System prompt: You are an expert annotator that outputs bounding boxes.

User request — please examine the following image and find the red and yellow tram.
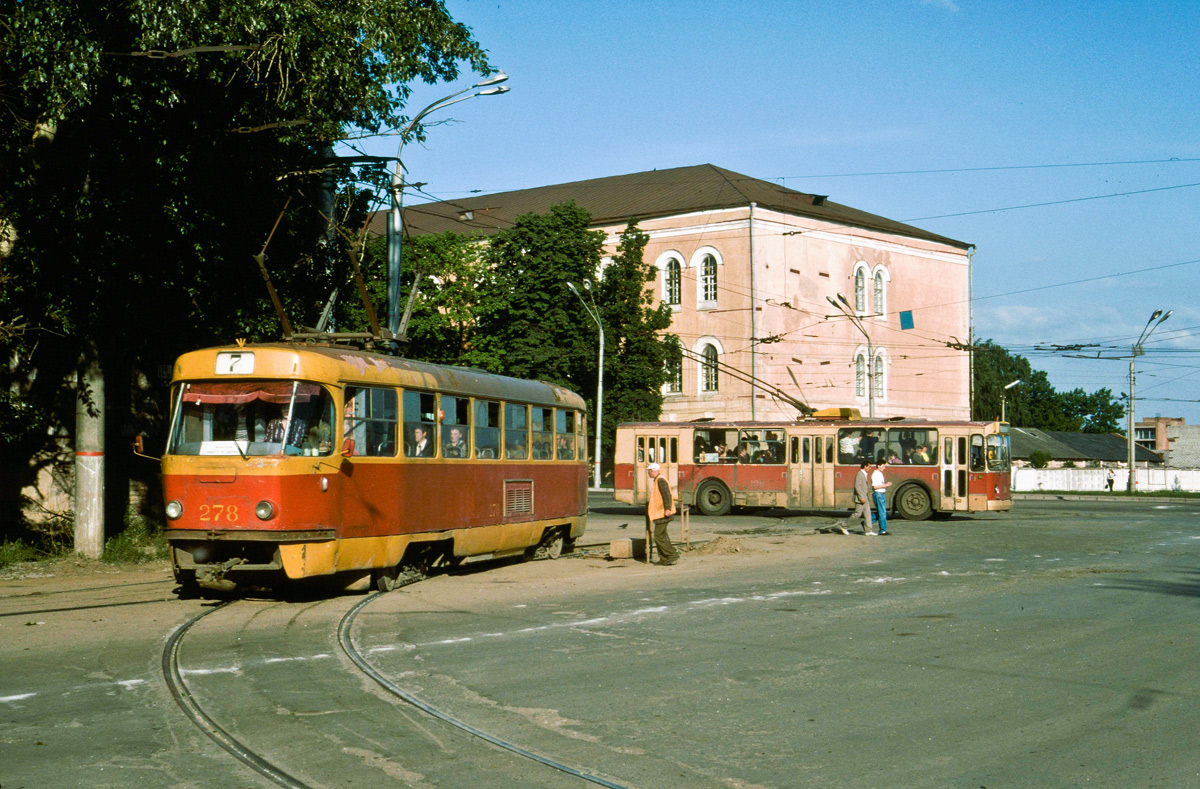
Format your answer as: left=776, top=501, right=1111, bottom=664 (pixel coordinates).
left=161, top=344, right=588, bottom=593
left=613, top=414, right=1012, bottom=520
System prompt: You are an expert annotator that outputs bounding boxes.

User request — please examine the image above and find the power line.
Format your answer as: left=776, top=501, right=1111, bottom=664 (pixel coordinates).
left=784, top=157, right=1200, bottom=180
left=902, top=181, right=1200, bottom=222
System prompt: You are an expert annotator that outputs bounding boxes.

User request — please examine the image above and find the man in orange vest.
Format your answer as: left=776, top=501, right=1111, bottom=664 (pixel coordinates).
left=645, top=463, right=679, bottom=566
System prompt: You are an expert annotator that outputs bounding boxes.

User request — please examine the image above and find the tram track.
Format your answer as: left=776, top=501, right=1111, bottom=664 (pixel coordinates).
left=164, top=578, right=631, bottom=789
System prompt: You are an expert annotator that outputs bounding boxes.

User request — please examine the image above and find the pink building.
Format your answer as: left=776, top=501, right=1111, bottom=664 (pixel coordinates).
left=400, top=164, right=973, bottom=422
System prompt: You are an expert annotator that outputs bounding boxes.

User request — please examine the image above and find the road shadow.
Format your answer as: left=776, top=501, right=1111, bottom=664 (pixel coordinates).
left=1103, top=567, right=1200, bottom=599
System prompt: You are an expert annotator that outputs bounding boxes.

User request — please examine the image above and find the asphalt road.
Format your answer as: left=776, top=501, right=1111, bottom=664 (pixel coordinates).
left=3, top=498, right=1199, bottom=788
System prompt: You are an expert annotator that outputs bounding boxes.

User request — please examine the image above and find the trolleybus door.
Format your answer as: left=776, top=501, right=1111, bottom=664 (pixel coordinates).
left=941, top=434, right=969, bottom=512
left=809, top=434, right=835, bottom=509
left=788, top=435, right=813, bottom=509
left=633, top=433, right=678, bottom=504
left=967, top=433, right=989, bottom=510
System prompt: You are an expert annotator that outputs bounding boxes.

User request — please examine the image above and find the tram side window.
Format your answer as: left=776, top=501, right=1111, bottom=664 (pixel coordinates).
left=505, top=403, right=528, bottom=459
left=441, top=395, right=470, bottom=459
left=475, top=400, right=501, bottom=459
left=885, top=429, right=938, bottom=466
left=530, top=407, right=553, bottom=459
left=556, top=410, right=576, bottom=459
left=577, top=415, right=587, bottom=460
left=403, top=390, right=437, bottom=457
left=286, top=385, right=335, bottom=457
left=343, top=386, right=397, bottom=457
left=970, top=434, right=985, bottom=472
left=637, top=436, right=645, bottom=464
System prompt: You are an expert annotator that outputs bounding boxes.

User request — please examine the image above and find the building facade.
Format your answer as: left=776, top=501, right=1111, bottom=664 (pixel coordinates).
left=398, top=164, right=973, bottom=423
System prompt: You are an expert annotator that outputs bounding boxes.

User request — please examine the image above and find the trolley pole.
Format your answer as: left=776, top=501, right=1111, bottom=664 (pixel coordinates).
left=569, top=281, right=604, bottom=489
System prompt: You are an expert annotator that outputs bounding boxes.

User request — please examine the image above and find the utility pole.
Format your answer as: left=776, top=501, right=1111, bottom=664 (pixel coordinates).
left=1127, top=309, right=1171, bottom=492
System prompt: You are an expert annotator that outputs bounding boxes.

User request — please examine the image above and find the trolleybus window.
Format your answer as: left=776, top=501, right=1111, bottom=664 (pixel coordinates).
left=884, top=428, right=938, bottom=466
left=475, top=400, right=501, bottom=459
left=531, top=407, right=553, bottom=459
left=825, top=436, right=835, bottom=464
left=738, top=429, right=783, bottom=464
left=694, top=428, right=737, bottom=462
left=403, top=390, right=437, bottom=457
left=556, top=410, right=576, bottom=459
left=970, top=434, right=985, bottom=472
left=987, top=433, right=1011, bottom=471
left=441, top=395, right=470, bottom=459
left=168, top=381, right=333, bottom=457
left=802, top=436, right=811, bottom=463
left=343, top=386, right=397, bottom=457
left=505, top=403, right=528, bottom=459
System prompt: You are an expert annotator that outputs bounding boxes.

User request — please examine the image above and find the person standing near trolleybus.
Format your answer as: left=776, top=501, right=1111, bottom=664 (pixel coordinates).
left=852, top=460, right=874, bottom=535
left=645, top=463, right=679, bottom=566
left=871, top=459, right=893, bottom=535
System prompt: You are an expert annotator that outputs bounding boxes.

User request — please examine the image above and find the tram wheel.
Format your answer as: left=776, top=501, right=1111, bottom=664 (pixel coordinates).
left=374, top=565, right=400, bottom=592
left=894, top=484, right=932, bottom=521
left=174, top=569, right=201, bottom=599
left=695, top=480, right=732, bottom=517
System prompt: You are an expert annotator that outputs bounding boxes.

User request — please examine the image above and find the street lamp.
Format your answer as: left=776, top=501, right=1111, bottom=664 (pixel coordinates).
left=1127, top=309, right=1172, bottom=492
left=1001, top=379, right=1021, bottom=422
left=827, top=293, right=875, bottom=417
left=387, top=72, right=510, bottom=340
left=568, top=281, right=604, bottom=489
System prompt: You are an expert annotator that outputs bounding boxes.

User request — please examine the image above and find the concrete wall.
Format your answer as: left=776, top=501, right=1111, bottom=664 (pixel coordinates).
left=1013, top=467, right=1200, bottom=493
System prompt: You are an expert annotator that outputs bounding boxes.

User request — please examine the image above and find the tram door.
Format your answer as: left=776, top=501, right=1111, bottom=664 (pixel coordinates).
left=941, top=433, right=969, bottom=512
left=788, top=435, right=813, bottom=509
left=633, top=433, right=678, bottom=504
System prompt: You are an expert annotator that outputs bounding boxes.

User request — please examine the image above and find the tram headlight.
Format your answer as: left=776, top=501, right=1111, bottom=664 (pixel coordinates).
left=254, top=500, right=276, bottom=521
left=165, top=500, right=183, bottom=520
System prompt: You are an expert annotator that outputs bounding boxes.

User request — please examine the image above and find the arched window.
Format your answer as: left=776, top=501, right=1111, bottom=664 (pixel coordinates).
left=665, top=259, right=681, bottom=306
left=664, top=356, right=683, bottom=394
left=701, top=344, right=719, bottom=392
left=855, top=352, right=867, bottom=397
left=854, top=267, right=867, bottom=313
left=873, top=349, right=887, bottom=400
left=701, top=254, right=718, bottom=304
left=873, top=270, right=885, bottom=316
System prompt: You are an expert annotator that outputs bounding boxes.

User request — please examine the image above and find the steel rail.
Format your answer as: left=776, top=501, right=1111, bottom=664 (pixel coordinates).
left=163, top=601, right=314, bottom=789
left=338, top=591, right=630, bottom=789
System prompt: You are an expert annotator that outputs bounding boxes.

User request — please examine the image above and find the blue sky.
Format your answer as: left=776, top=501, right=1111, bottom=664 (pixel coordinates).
left=350, top=0, right=1200, bottom=425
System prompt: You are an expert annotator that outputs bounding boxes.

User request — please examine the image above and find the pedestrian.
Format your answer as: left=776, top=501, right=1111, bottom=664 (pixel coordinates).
left=871, top=459, right=893, bottom=535
left=1106, top=468, right=1115, bottom=492
left=645, top=463, right=679, bottom=566
left=852, top=460, right=874, bottom=535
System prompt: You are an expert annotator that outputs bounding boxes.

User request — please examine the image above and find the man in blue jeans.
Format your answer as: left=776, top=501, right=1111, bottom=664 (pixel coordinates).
left=871, top=459, right=893, bottom=535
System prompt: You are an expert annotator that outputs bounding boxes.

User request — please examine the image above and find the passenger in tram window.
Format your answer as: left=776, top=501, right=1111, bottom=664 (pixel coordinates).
left=410, top=426, right=433, bottom=457
left=557, top=435, right=573, bottom=459
left=506, top=435, right=527, bottom=459
left=445, top=427, right=467, bottom=458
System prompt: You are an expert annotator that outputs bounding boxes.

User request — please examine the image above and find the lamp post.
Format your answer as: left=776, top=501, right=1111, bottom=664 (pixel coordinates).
left=827, top=294, right=874, bottom=417
left=1001, top=379, right=1021, bottom=422
left=387, top=72, right=509, bottom=340
left=1127, top=309, right=1172, bottom=492
left=569, top=281, right=604, bottom=489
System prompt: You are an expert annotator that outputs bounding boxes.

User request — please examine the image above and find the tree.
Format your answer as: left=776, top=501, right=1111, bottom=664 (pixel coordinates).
left=972, top=340, right=1124, bottom=432
left=594, top=221, right=679, bottom=462
left=0, top=0, right=490, bottom=548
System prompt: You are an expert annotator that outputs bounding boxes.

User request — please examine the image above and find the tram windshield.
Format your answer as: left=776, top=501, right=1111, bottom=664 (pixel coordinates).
left=167, top=381, right=335, bottom=457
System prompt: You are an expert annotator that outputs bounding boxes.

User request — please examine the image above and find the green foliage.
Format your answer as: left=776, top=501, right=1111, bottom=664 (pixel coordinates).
left=1028, top=450, right=1052, bottom=469
left=101, top=510, right=168, bottom=564
left=973, top=340, right=1124, bottom=432
left=0, top=540, right=43, bottom=569
left=0, top=0, right=489, bottom=539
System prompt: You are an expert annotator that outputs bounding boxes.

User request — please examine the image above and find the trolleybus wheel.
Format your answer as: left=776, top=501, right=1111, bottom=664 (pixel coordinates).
left=695, top=480, right=732, bottom=517
left=894, top=484, right=932, bottom=521
left=527, top=528, right=565, bottom=560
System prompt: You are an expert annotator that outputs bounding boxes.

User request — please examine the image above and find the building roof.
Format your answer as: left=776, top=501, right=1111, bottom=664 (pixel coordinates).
left=1011, top=427, right=1162, bottom=464
left=375, top=164, right=971, bottom=249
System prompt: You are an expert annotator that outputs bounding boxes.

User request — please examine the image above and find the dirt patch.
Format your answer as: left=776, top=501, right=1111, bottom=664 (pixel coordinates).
left=690, top=536, right=743, bottom=556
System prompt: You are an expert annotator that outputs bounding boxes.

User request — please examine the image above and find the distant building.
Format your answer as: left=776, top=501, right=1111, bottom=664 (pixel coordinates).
left=1134, top=416, right=1183, bottom=453
left=1163, top=421, right=1200, bottom=467
left=1011, top=427, right=1162, bottom=468
left=390, top=164, right=973, bottom=423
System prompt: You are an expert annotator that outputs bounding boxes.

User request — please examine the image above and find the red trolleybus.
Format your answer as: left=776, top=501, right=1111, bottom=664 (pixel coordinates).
left=613, top=412, right=1012, bottom=520
left=161, top=344, right=588, bottom=593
